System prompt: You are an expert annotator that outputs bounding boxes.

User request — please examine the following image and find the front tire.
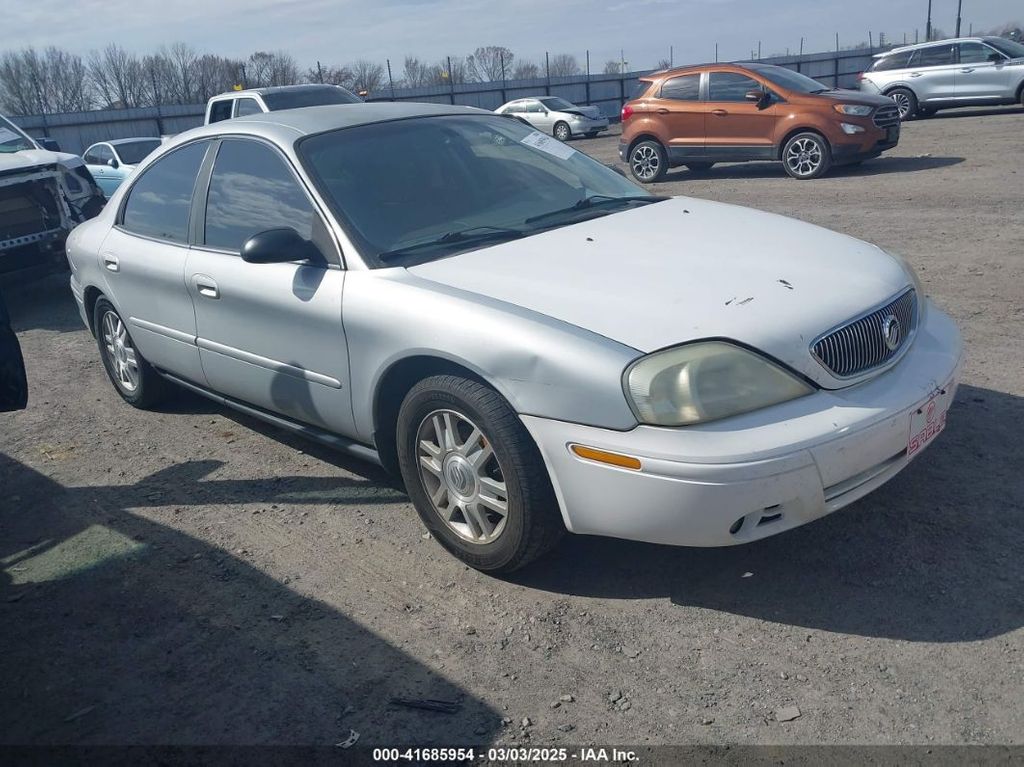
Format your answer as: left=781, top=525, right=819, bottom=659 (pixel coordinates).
left=888, top=87, right=918, bottom=121
left=782, top=132, right=832, bottom=180
left=396, top=376, right=564, bottom=573
left=93, top=298, right=168, bottom=408
left=553, top=121, right=571, bottom=141
left=628, top=140, right=668, bottom=183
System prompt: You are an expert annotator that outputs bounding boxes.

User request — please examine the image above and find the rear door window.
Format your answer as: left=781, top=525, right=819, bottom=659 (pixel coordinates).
left=871, top=51, right=913, bottom=71
left=917, top=45, right=955, bottom=67
left=660, top=74, right=701, bottom=101
left=203, top=139, right=315, bottom=252
left=208, top=99, right=233, bottom=123
left=120, top=142, right=208, bottom=243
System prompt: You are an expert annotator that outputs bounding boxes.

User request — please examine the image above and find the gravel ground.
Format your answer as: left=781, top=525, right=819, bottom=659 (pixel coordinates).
left=1, top=106, right=1022, bottom=748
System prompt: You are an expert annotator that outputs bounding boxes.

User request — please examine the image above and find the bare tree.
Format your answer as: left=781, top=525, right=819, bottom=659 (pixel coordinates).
left=655, top=58, right=672, bottom=69
left=166, top=43, right=198, bottom=103
left=307, top=63, right=355, bottom=89
left=548, top=53, right=580, bottom=77
left=0, top=50, right=44, bottom=114
left=351, top=60, right=384, bottom=93
left=193, top=54, right=244, bottom=101
left=467, top=46, right=513, bottom=82
left=439, top=56, right=470, bottom=85
left=89, top=44, right=147, bottom=108
left=245, top=51, right=299, bottom=88
left=510, top=61, right=540, bottom=80
left=602, top=60, right=624, bottom=75
left=401, top=56, right=432, bottom=88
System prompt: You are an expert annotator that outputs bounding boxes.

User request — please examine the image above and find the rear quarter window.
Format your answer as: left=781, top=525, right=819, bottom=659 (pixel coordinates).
left=631, top=80, right=654, bottom=99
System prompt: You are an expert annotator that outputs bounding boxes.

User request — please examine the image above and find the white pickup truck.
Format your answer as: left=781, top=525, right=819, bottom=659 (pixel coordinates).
left=204, top=84, right=362, bottom=124
left=1, top=115, right=104, bottom=279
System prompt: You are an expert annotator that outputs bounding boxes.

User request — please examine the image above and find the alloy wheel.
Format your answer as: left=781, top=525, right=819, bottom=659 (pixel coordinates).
left=891, top=91, right=912, bottom=120
left=631, top=145, right=661, bottom=181
left=101, top=310, right=139, bottom=393
left=785, top=138, right=823, bottom=177
left=416, top=409, right=509, bottom=544
left=554, top=123, right=570, bottom=141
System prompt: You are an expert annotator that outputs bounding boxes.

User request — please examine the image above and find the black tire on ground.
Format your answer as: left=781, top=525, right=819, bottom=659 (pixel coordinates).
left=585, top=131, right=600, bottom=138
left=888, top=87, right=918, bottom=121
left=781, top=131, right=832, bottom=180
left=685, top=162, right=715, bottom=173
left=918, top=107, right=937, bottom=118
left=553, top=122, right=571, bottom=141
left=396, top=374, right=565, bottom=573
left=93, top=298, right=169, bottom=408
left=628, top=139, right=668, bottom=183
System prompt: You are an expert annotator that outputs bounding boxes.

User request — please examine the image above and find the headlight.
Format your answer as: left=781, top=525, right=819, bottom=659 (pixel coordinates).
left=886, top=250, right=928, bottom=322
left=833, top=104, right=873, bottom=116
left=624, top=342, right=813, bottom=426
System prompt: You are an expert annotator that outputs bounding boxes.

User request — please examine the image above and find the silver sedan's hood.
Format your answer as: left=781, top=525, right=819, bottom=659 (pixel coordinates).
left=408, top=197, right=911, bottom=388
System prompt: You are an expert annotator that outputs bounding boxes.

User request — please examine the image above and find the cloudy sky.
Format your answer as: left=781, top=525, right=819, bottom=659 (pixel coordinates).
left=3, top=0, right=1020, bottom=71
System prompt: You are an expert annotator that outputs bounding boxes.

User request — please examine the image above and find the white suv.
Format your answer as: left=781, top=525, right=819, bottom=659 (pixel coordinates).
left=859, top=36, right=1024, bottom=119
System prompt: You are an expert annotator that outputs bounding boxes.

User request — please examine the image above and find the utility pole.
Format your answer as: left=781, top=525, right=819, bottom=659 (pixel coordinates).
left=316, top=61, right=324, bottom=83
left=926, top=0, right=933, bottom=42
left=670, top=45, right=673, bottom=67
left=386, top=59, right=395, bottom=100
left=715, top=42, right=719, bottom=62
left=955, top=0, right=963, bottom=37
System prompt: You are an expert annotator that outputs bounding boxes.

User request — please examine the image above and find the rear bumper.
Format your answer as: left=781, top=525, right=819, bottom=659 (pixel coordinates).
left=522, top=304, right=962, bottom=547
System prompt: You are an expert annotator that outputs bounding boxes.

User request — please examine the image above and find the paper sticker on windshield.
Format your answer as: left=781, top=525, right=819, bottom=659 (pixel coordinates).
left=521, top=130, right=576, bottom=160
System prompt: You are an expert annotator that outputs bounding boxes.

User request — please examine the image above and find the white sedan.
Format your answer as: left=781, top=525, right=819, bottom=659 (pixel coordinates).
left=65, top=104, right=961, bottom=572
left=495, top=96, right=609, bottom=140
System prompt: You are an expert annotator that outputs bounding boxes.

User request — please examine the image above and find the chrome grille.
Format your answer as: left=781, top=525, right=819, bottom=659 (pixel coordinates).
left=811, top=289, right=917, bottom=378
left=873, top=104, right=901, bottom=128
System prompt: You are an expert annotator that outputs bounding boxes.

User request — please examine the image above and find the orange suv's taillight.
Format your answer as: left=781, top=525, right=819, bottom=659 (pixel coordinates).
left=621, top=104, right=634, bottom=122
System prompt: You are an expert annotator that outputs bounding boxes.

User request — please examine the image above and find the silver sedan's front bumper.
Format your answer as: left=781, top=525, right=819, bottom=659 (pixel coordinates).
left=522, top=304, right=963, bottom=547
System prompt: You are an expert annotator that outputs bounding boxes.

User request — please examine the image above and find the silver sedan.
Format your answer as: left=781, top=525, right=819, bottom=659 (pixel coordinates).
left=495, top=96, right=609, bottom=140
left=66, top=103, right=961, bottom=572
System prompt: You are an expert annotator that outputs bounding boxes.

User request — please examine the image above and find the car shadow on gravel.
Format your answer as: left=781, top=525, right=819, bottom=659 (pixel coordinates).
left=659, top=155, right=964, bottom=182
left=1, top=274, right=82, bottom=334
left=513, top=384, right=1023, bottom=644
left=0, top=452, right=497, bottom=746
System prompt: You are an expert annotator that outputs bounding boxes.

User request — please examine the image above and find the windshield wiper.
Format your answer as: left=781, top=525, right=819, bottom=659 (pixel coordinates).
left=525, top=195, right=667, bottom=226
left=378, top=226, right=526, bottom=263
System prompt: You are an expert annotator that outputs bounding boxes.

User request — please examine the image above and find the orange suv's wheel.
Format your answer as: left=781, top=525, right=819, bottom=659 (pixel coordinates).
left=782, top=132, right=832, bottom=180
left=628, top=140, right=667, bottom=183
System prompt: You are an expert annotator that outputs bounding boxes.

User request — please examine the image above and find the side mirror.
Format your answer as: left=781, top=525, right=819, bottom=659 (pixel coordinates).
left=107, top=158, right=119, bottom=169
left=988, top=52, right=1004, bottom=63
left=744, top=89, right=763, bottom=102
left=242, top=228, right=322, bottom=264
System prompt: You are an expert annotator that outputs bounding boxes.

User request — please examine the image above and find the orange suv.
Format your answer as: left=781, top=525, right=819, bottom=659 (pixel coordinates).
left=620, top=63, right=901, bottom=181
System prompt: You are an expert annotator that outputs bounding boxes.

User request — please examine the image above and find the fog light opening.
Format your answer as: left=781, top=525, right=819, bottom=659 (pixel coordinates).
left=729, top=517, right=745, bottom=535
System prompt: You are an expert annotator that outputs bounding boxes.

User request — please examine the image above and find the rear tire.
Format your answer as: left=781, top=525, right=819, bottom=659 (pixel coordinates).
left=888, top=87, right=918, bottom=121
left=782, top=132, right=832, bottom=180
left=93, top=298, right=169, bottom=408
left=628, top=140, right=668, bottom=183
left=396, top=375, right=565, bottom=573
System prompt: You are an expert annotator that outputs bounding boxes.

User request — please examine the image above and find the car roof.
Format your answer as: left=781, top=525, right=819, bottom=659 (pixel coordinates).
left=873, top=37, right=994, bottom=57
left=210, top=84, right=349, bottom=99
left=168, top=102, right=491, bottom=148
left=643, top=61, right=757, bottom=79
left=108, top=137, right=162, bottom=145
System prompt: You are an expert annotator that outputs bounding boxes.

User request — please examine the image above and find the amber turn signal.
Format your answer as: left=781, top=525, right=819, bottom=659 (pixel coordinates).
left=569, top=444, right=642, bottom=470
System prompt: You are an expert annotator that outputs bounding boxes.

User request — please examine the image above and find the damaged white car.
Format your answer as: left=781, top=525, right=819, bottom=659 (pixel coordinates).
left=1, top=115, right=105, bottom=278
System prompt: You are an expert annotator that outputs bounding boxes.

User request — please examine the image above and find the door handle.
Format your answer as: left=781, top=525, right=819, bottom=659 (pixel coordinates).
left=102, top=254, right=119, bottom=272
left=711, top=109, right=728, bottom=116
left=909, top=72, right=922, bottom=77
left=656, top=108, right=670, bottom=114
left=193, top=274, right=220, bottom=300
left=959, top=68, right=974, bottom=73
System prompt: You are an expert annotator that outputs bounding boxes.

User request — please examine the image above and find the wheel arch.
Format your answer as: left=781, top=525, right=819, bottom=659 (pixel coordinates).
left=370, top=354, right=512, bottom=477
left=776, top=126, right=831, bottom=161
left=626, top=132, right=666, bottom=156
left=83, top=285, right=104, bottom=336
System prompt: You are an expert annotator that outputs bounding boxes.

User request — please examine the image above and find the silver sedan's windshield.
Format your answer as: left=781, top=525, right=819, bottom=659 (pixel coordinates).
left=298, top=114, right=657, bottom=266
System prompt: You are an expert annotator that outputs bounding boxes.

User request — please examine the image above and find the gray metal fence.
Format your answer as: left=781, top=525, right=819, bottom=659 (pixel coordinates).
left=10, top=47, right=886, bottom=155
